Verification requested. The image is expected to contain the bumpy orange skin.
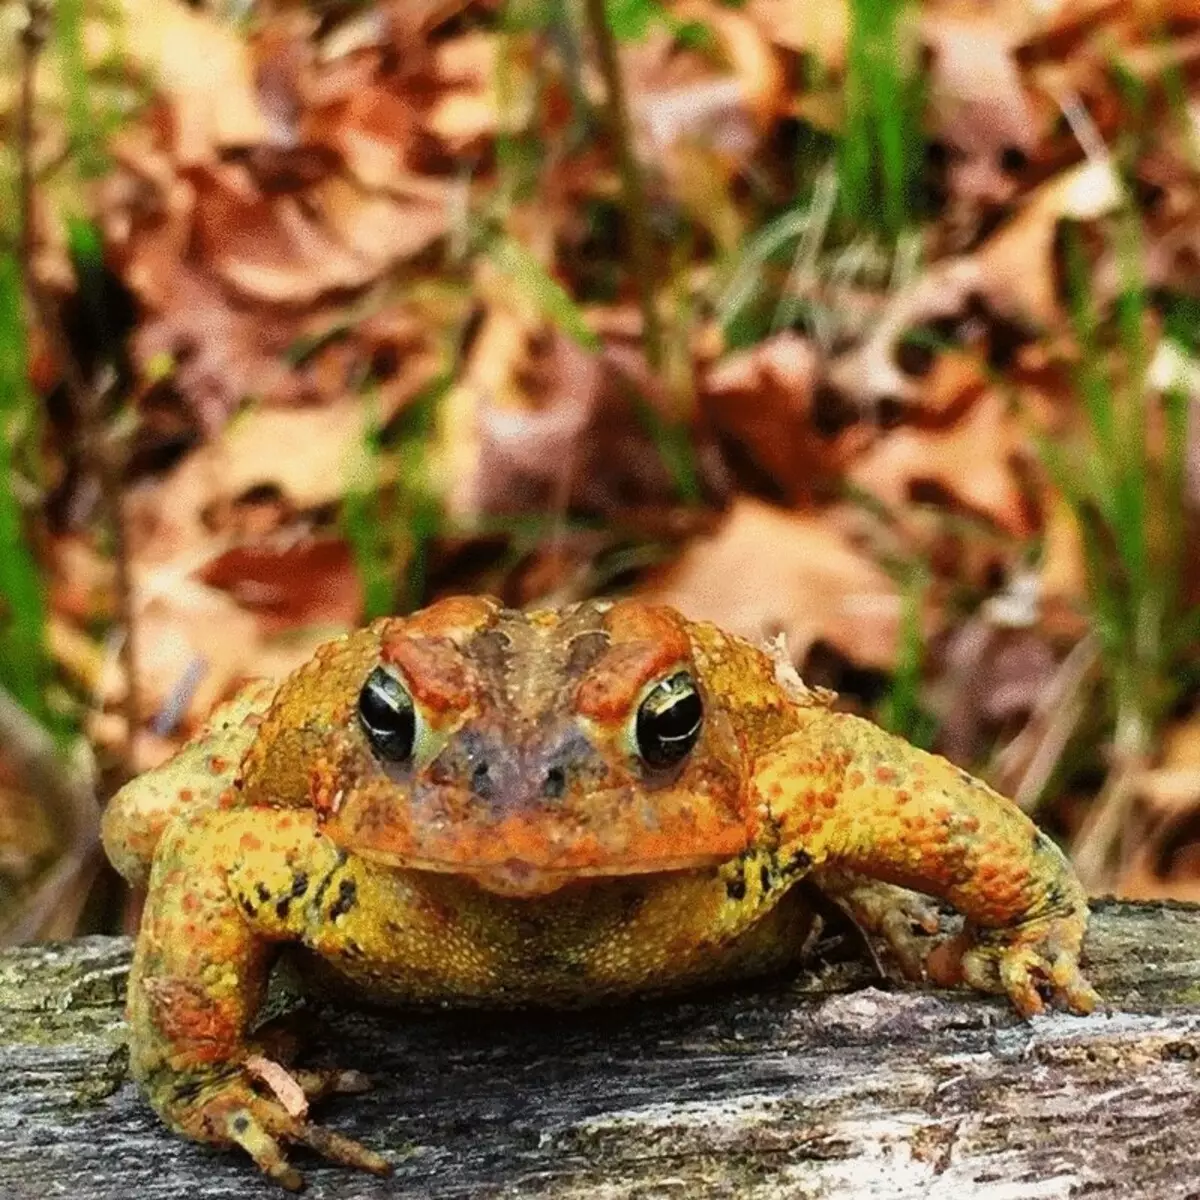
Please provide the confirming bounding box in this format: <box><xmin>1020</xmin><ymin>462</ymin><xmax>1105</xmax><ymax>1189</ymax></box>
<box><xmin>102</xmin><ymin>596</ymin><xmax>1097</xmax><ymax>1189</ymax></box>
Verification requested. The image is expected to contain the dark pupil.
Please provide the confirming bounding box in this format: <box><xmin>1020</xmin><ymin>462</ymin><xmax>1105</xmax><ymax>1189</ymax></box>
<box><xmin>636</xmin><ymin>672</ymin><xmax>703</xmax><ymax>769</ymax></box>
<box><xmin>357</xmin><ymin>667</ymin><xmax>415</xmax><ymax>763</ymax></box>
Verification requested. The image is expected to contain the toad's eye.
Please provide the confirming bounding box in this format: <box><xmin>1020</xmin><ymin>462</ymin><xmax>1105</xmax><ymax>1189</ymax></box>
<box><xmin>358</xmin><ymin>666</ymin><xmax>416</xmax><ymax>763</ymax></box>
<box><xmin>635</xmin><ymin>671</ymin><xmax>703</xmax><ymax>769</ymax></box>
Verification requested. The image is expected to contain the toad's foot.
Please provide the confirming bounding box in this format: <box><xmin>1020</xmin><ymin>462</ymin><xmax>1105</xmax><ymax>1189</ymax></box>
<box><xmin>162</xmin><ymin>1064</ymin><xmax>390</xmax><ymax>1191</ymax></box>
<box><xmin>815</xmin><ymin>869</ymin><xmax>941</xmax><ymax>981</ymax></box>
<box><xmin>925</xmin><ymin>912</ymin><xmax>1099</xmax><ymax>1018</ymax></box>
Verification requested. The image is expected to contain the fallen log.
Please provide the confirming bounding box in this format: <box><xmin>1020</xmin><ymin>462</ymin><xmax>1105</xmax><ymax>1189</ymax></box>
<box><xmin>0</xmin><ymin>899</ymin><xmax>1197</xmax><ymax>1199</ymax></box>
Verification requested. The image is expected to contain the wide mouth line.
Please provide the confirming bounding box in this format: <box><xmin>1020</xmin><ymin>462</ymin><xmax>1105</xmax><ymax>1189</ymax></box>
<box><xmin>356</xmin><ymin>848</ymin><xmax>731</xmax><ymax>878</ymax></box>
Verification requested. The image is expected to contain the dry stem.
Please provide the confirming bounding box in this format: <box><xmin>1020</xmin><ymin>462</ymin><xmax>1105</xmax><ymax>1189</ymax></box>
<box><xmin>582</xmin><ymin>0</ymin><xmax>664</xmax><ymax>373</ymax></box>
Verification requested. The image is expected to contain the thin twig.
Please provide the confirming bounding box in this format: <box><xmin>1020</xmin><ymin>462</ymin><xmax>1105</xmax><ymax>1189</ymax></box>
<box><xmin>991</xmin><ymin>633</ymin><xmax>1099</xmax><ymax>812</ymax></box>
<box><xmin>1071</xmin><ymin>706</ymin><xmax>1150</xmax><ymax>894</ymax></box>
<box><xmin>582</xmin><ymin>0</ymin><xmax>664</xmax><ymax>373</ymax></box>
<box><xmin>18</xmin><ymin>1</ymin><xmax>47</xmax><ymax>281</ymax></box>
<box><xmin>17</xmin><ymin>0</ymin><xmax>140</xmax><ymax>773</ymax></box>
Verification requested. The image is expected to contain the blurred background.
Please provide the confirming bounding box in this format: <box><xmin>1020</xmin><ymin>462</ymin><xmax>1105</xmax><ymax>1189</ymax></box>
<box><xmin>2</xmin><ymin>0</ymin><xmax>1199</xmax><ymax>942</ymax></box>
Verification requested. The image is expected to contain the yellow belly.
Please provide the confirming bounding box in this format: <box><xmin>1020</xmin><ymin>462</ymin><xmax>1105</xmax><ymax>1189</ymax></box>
<box><xmin>297</xmin><ymin>861</ymin><xmax>819</xmax><ymax>1008</ymax></box>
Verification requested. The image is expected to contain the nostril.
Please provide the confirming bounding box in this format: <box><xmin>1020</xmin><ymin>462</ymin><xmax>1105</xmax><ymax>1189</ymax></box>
<box><xmin>543</xmin><ymin>766</ymin><xmax>566</xmax><ymax>799</ymax></box>
<box><xmin>472</xmin><ymin>761</ymin><xmax>494</xmax><ymax>799</ymax></box>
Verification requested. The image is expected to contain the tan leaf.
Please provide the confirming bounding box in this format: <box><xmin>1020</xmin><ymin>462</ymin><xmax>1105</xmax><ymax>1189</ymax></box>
<box><xmin>126</xmin><ymin>386</ymin><xmax>416</xmax><ymax>568</ymax></box>
<box><xmin>130</xmin><ymin>269</ymin><xmax>300</xmax><ymax>432</ymax></box>
<box><xmin>644</xmin><ymin>499</ymin><xmax>907</xmax><ymax>670</ymax></box>
<box><xmin>977</xmin><ymin>159</ymin><xmax>1123</xmax><ymax>329</ymax></box>
<box><xmin>745</xmin><ymin>0</ymin><xmax>849</xmax><ymax>72</ymax></box>
<box><xmin>99</xmin><ymin>578</ymin><xmax>263</xmax><ymax>726</ymax></box>
<box><xmin>116</xmin><ymin>0</ymin><xmax>271</xmax><ymax>165</ymax></box>
<box><xmin>428</xmin><ymin>33</ymin><xmax>505</xmax><ymax>152</ymax></box>
<box><xmin>320</xmin><ymin>84</ymin><xmax>419</xmax><ymax>190</ymax></box>
<box><xmin>439</xmin><ymin>311</ymin><xmax>601</xmax><ymax>521</ymax></box>
<box><xmin>623</xmin><ymin>5</ymin><xmax>785</xmax><ymax>192</ymax></box>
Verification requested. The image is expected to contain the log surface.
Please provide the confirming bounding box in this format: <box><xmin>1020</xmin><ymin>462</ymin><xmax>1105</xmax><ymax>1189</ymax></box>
<box><xmin>1</xmin><ymin>899</ymin><xmax>1199</xmax><ymax>1199</ymax></box>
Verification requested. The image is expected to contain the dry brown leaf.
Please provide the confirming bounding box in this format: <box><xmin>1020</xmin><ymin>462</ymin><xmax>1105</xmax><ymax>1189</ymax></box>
<box><xmin>440</xmin><ymin>311</ymin><xmax>601</xmax><ymax>521</ymax></box>
<box><xmin>702</xmin><ymin>331</ymin><xmax>865</xmax><ymax>500</ymax></box>
<box><xmin>245</xmin><ymin>1056</ymin><xmax>309</xmax><ymax>1120</ymax></box>
<box><xmin>191</xmin><ymin>167</ymin><xmax>446</xmax><ymax>306</ymax></box>
<box><xmin>977</xmin><ymin>158</ymin><xmax>1123</xmax><ymax>329</ymax></box>
<box><xmin>849</xmin><ymin>388</ymin><xmax>1034</xmax><ymax>537</ymax></box>
<box><xmin>126</xmin><ymin>386</ymin><xmax>417</xmax><ymax>567</ymax></box>
<box><xmin>93</xmin><ymin>567</ymin><xmax>345</xmax><ymax>742</ymax></box>
<box><xmin>130</xmin><ymin>270</ymin><xmax>300</xmax><ymax>433</ymax></box>
<box><xmin>101</xmin><ymin>130</ymin><xmax>196</xmax><ymax>309</ymax></box>
<box><xmin>319</xmin><ymin>83</ymin><xmax>421</xmax><ymax>190</ymax></box>
<box><xmin>935</xmin><ymin>622</ymin><xmax>1060</xmax><ymax>764</ymax></box>
<box><xmin>644</xmin><ymin>498</ymin><xmax>907</xmax><ymax>670</ymax></box>
<box><xmin>828</xmin><ymin>160</ymin><xmax>1122</xmax><ymax>414</ymax></box>
<box><xmin>640</xmin><ymin>5</ymin><xmax>783</xmax><ymax>155</ymax></box>
<box><xmin>197</xmin><ymin>539</ymin><xmax>363</xmax><ymax>635</ymax></box>
<box><xmin>428</xmin><ymin>33</ymin><xmax>505</xmax><ymax>152</ymax></box>
<box><xmin>316</xmin><ymin>175</ymin><xmax>449</xmax><ymax>274</ymax></box>
<box><xmin>98</xmin><ymin>578</ymin><xmax>263</xmax><ymax>727</ymax></box>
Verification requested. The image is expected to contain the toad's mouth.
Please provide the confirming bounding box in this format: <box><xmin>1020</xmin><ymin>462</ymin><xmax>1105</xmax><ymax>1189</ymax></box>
<box><xmin>356</xmin><ymin>848</ymin><xmax>734</xmax><ymax>897</ymax></box>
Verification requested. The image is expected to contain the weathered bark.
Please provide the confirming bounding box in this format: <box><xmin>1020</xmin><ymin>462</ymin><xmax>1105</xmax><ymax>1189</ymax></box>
<box><xmin>0</xmin><ymin>899</ymin><xmax>1198</xmax><ymax>1199</ymax></box>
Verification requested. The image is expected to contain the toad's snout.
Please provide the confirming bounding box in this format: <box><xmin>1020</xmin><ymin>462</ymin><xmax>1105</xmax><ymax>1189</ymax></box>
<box><xmin>443</xmin><ymin>725</ymin><xmax>610</xmax><ymax>813</ymax></box>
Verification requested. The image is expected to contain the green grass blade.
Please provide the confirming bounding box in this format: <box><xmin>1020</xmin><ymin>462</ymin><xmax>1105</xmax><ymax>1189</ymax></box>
<box><xmin>488</xmin><ymin>234</ymin><xmax>602</xmax><ymax>351</ymax></box>
<box><xmin>0</xmin><ymin>255</ymin><xmax>49</xmax><ymax>721</ymax></box>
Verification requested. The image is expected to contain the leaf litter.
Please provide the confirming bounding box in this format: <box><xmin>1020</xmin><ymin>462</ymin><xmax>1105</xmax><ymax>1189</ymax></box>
<box><xmin>5</xmin><ymin>0</ymin><xmax>1200</xmax><ymax>928</ymax></box>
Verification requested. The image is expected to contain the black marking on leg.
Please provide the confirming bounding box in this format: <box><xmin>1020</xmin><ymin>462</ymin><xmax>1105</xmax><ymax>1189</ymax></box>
<box><xmin>171</xmin><ymin>1077</ymin><xmax>205</xmax><ymax>1104</ymax></box>
<box><xmin>760</xmin><ymin>863</ymin><xmax>773</xmax><ymax>893</ymax></box>
<box><xmin>231</xmin><ymin>1114</ymin><xmax>251</xmax><ymax>1135</ymax></box>
<box><xmin>329</xmin><ymin>878</ymin><xmax>358</xmax><ymax>920</ymax></box>
<box><xmin>275</xmin><ymin>897</ymin><xmax>292</xmax><ymax>921</ymax></box>
<box><xmin>255</xmin><ymin>882</ymin><xmax>271</xmax><ymax>904</ymax></box>
<box><xmin>725</xmin><ymin>875</ymin><xmax>747</xmax><ymax>901</ymax></box>
<box><xmin>311</xmin><ymin>850</ymin><xmax>348</xmax><ymax>911</ymax></box>
<box><xmin>289</xmin><ymin>870</ymin><xmax>309</xmax><ymax>897</ymax></box>
<box><xmin>785</xmin><ymin>848</ymin><xmax>813</xmax><ymax>875</ymax></box>
<box><xmin>239</xmin><ymin>896</ymin><xmax>257</xmax><ymax>918</ymax></box>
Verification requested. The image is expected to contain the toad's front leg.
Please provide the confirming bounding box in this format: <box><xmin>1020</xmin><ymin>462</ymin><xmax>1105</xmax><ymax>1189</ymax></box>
<box><xmin>755</xmin><ymin>710</ymin><xmax>1098</xmax><ymax>1017</ymax></box>
<box><xmin>127</xmin><ymin>808</ymin><xmax>391</xmax><ymax>1190</ymax></box>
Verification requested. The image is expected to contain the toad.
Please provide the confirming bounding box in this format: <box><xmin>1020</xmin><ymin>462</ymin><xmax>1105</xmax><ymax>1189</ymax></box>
<box><xmin>102</xmin><ymin>596</ymin><xmax>1097</xmax><ymax>1188</ymax></box>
